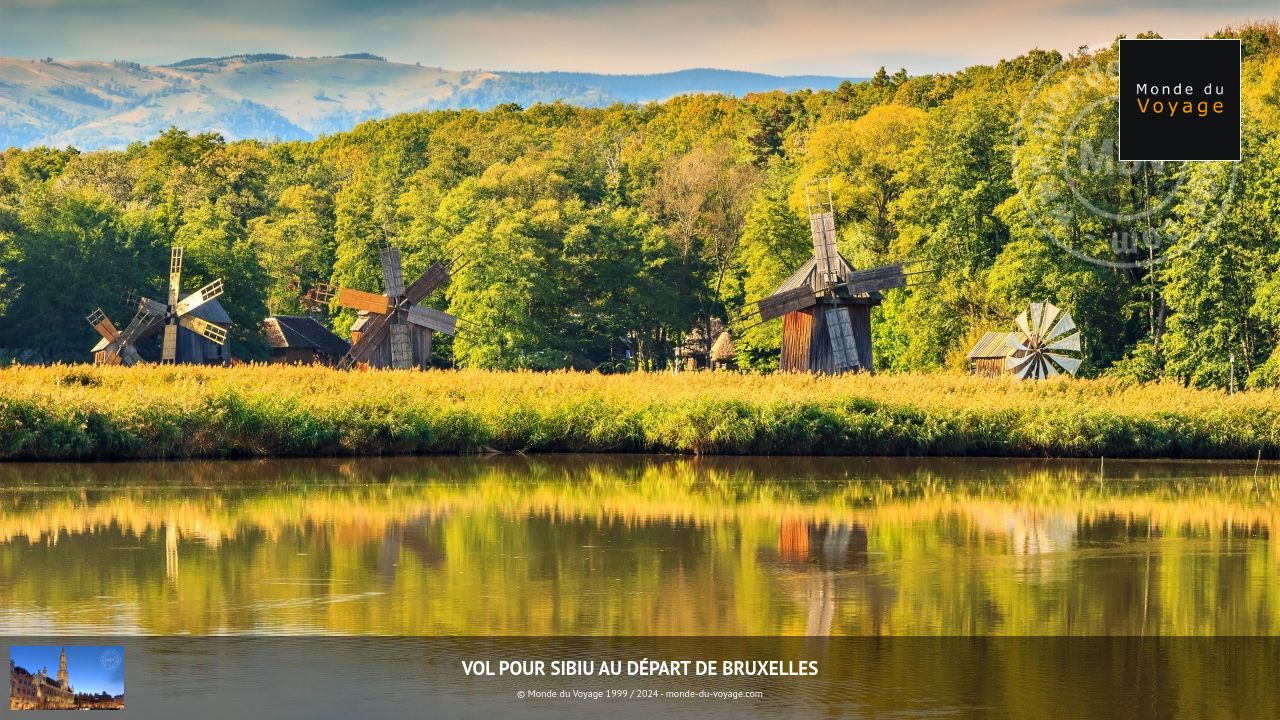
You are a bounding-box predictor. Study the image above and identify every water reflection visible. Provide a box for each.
[0,456,1277,636]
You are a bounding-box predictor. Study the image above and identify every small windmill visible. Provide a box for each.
[1003,301,1082,379]
[86,247,229,365]
[309,244,456,369]
[753,180,928,374]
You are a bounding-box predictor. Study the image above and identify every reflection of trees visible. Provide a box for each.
[0,456,1277,636]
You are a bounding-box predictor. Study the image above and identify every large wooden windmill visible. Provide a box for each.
[755,181,925,374]
[309,244,457,369]
[86,247,230,365]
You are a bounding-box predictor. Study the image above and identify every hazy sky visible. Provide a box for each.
[0,0,1272,75]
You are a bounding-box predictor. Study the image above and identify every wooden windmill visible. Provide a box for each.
[86,247,230,365]
[755,180,925,374]
[309,244,457,369]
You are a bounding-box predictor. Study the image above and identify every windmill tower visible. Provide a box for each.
[86,246,231,365]
[309,244,457,369]
[754,180,924,374]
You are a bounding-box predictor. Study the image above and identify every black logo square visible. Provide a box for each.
[1119,39,1241,161]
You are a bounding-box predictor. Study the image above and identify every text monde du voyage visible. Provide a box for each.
[1133,82,1229,118]
[461,659,820,677]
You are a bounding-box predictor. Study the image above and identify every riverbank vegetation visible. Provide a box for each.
[3,365,1279,459]
[1,25,1279,385]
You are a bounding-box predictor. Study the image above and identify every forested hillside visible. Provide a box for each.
[0,54,850,149]
[1,26,1278,388]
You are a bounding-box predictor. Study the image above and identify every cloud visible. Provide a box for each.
[0,0,1273,74]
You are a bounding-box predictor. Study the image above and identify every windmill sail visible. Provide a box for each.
[825,307,860,372]
[380,246,406,299]
[1003,301,1082,380]
[810,212,841,286]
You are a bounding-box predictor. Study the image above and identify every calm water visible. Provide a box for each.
[1,456,1277,636]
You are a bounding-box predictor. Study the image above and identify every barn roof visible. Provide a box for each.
[261,316,349,355]
[967,331,1021,359]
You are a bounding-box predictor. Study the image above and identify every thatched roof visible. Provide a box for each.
[710,331,734,362]
[261,315,349,355]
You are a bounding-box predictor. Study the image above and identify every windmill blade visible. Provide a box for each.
[161,324,178,363]
[404,262,451,305]
[1046,353,1082,376]
[1005,353,1036,372]
[757,286,818,321]
[1003,333,1032,352]
[174,279,224,317]
[178,315,229,345]
[1029,302,1044,339]
[343,312,392,367]
[405,305,457,335]
[1044,311,1076,343]
[86,308,121,343]
[138,296,168,318]
[120,304,163,344]
[335,287,391,314]
[388,321,413,369]
[1041,357,1061,379]
[824,307,860,372]
[379,246,406,299]
[168,247,183,307]
[844,264,907,294]
[1014,309,1031,337]
[1044,331,1081,353]
[809,211,841,285]
[1037,302,1060,338]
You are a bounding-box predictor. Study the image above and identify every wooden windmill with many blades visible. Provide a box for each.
[752,179,930,374]
[1003,301,1082,379]
[309,243,457,369]
[86,247,230,365]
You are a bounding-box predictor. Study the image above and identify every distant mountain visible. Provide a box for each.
[0,54,858,149]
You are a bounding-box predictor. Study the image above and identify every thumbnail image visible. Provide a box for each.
[9,646,123,711]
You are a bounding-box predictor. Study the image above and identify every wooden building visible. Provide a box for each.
[91,299,232,365]
[966,331,1020,377]
[754,183,915,375]
[350,310,436,369]
[770,256,880,374]
[261,315,350,365]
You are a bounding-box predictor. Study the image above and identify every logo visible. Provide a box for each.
[100,649,122,671]
[1013,47,1238,269]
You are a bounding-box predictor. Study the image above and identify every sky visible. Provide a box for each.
[0,0,1273,75]
[9,645,125,696]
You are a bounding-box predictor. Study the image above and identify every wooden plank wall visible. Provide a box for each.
[354,324,433,369]
[780,310,812,372]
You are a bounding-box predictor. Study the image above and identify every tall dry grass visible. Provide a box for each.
[1,365,1278,459]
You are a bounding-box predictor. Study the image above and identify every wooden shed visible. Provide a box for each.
[261,315,350,365]
[966,331,1021,377]
[771,256,880,374]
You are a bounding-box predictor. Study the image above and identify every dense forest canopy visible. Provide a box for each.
[1,25,1278,387]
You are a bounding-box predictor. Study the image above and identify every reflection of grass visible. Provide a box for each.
[3,459,1279,636]
[3,365,1280,459]
[2,460,1277,545]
